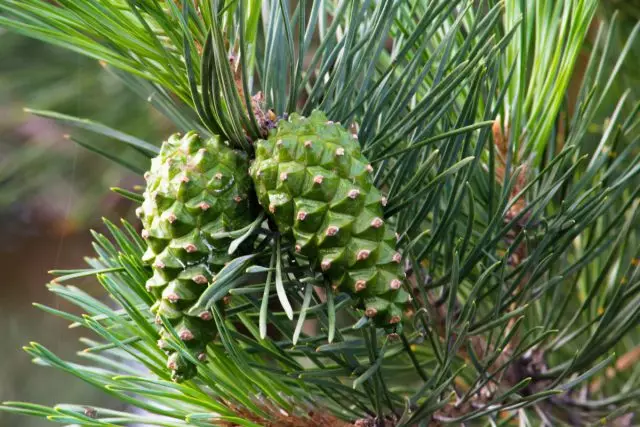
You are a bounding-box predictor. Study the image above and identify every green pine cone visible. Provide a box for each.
[249,111,410,332]
[137,131,254,381]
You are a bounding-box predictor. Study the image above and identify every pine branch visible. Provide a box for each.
[0,1,638,426]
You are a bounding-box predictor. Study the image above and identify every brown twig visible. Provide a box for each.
[421,116,537,424]
[228,53,278,138]
[216,397,352,427]
[589,345,640,393]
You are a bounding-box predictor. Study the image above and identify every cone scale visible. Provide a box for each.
[137,132,253,381]
[250,111,410,331]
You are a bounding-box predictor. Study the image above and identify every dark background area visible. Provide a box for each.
[0,31,171,425]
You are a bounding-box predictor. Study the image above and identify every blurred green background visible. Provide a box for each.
[0,2,638,426]
[0,29,173,426]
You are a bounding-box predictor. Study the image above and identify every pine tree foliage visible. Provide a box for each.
[0,1,638,426]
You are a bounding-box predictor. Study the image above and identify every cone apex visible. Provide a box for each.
[179,330,194,341]
[371,217,384,228]
[326,226,339,236]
